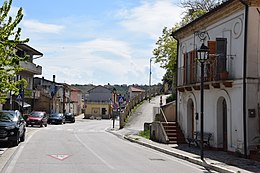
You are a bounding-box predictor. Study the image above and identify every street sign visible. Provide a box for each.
[118,96,124,103]
[16,94,22,100]
[113,103,118,109]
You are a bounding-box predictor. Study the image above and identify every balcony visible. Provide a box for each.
[20,61,42,75]
[177,55,234,92]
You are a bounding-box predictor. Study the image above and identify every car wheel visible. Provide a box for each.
[11,132,19,147]
[20,131,25,142]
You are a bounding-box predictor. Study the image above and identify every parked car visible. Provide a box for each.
[0,110,26,146]
[64,113,75,123]
[26,111,48,127]
[47,113,65,125]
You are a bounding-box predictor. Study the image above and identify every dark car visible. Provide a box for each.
[47,113,65,125]
[0,110,26,146]
[26,111,48,127]
[64,113,75,123]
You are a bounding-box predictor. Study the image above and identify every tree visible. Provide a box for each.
[180,0,225,25]
[153,0,225,92]
[0,0,29,103]
[153,26,177,92]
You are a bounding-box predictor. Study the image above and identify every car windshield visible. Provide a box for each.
[0,112,15,121]
[30,112,44,117]
[50,113,62,117]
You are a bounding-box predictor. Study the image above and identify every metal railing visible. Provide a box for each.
[160,107,168,124]
[177,55,235,86]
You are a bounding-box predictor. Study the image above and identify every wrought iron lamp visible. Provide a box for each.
[197,43,209,160]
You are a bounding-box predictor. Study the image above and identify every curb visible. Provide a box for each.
[124,135,237,173]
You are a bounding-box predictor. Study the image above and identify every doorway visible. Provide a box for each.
[187,99,195,138]
[217,97,228,151]
[222,99,228,151]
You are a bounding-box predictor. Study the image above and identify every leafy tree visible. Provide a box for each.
[153,26,177,92]
[0,0,29,103]
[153,0,225,93]
[180,0,225,25]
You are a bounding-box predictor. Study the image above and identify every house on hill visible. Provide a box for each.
[128,86,145,99]
[172,0,260,157]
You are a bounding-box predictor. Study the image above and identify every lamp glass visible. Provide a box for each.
[197,43,209,62]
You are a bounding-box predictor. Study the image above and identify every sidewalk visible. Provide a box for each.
[109,128,260,173]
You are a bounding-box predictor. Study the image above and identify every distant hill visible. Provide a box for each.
[71,84,160,96]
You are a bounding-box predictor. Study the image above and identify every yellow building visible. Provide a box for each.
[84,85,113,119]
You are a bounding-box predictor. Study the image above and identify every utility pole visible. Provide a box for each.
[63,84,66,114]
[51,75,56,113]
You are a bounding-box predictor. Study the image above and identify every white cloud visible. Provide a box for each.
[22,20,64,34]
[117,0,183,39]
[23,0,181,85]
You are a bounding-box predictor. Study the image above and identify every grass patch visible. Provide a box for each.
[139,129,150,139]
[132,101,143,113]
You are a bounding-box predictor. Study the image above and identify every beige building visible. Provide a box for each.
[84,86,113,119]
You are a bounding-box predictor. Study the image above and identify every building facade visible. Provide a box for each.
[2,44,43,114]
[172,0,260,155]
[84,85,113,119]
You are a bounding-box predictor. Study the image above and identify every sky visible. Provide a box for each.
[10,0,183,85]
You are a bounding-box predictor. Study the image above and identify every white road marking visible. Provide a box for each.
[74,133,116,170]
[48,154,71,161]
[3,129,39,173]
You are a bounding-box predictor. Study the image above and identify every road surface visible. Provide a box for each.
[1,115,216,173]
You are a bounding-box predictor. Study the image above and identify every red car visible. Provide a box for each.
[26,111,48,127]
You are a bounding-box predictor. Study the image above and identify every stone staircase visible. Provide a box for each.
[162,122,186,144]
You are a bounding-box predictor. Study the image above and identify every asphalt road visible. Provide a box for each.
[0,116,215,173]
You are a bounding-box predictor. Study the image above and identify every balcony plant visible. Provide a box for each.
[218,61,228,80]
[219,71,229,80]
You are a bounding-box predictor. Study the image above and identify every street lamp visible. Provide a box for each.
[149,57,155,103]
[197,43,209,160]
[112,88,116,128]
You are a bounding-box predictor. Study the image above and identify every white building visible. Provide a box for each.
[172,0,260,156]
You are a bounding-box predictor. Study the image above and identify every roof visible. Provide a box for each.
[129,86,145,92]
[88,85,112,93]
[16,44,43,56]
[172,0,246,39]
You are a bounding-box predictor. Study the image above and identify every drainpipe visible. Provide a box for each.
[239,0,249,158]
[170,33,179,123]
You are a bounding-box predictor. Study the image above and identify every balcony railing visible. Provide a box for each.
[177,55,234,87]
[20,61,42,75]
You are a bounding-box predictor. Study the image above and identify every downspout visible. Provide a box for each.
[239,0,249,158]
[170,33,179,123]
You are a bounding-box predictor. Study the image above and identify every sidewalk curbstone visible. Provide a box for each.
[124,135,237,173]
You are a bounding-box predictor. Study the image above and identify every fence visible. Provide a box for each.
[119,86,162,128]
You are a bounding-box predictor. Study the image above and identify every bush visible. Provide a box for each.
[166,94,176,103]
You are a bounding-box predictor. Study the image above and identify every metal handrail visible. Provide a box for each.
[160,107,168,124]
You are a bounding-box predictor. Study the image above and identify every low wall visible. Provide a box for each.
[161,101,176,122]
[150,121,168,144]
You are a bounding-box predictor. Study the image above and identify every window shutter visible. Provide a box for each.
[207,41,217,81]
[183,53,187,84]
[208,41,216,55]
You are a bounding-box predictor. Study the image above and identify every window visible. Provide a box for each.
[216,38,227,73]
[183,50,197,84]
